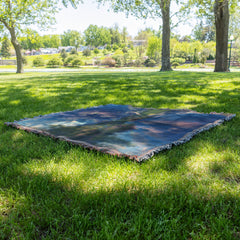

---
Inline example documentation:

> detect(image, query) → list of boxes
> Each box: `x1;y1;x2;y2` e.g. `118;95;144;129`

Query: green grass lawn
0;71;239;239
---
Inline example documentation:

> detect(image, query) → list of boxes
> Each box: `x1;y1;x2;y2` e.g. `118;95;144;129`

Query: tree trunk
160;0;172;71
214;0;229;72
9;27;24;73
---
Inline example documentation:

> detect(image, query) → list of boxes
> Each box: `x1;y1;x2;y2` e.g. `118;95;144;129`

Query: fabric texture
5;104;235;162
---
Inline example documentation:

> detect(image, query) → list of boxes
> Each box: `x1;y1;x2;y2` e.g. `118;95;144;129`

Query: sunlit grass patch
0;71;239;239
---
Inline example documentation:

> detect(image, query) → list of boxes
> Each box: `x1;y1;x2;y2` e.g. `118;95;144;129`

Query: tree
121;27;129;44
40;34;61;48
159;0;172;71
146;36;162;63
1;36;11;59
0;0;82;73
0;0;61;73
61;30;83;49
20;29;42;51
188;0;239;72
214;0;229;71
84;25;111;47
180;35;193;42
60;49;68;60
134;28;154;44
229;5;240;40
193;21;215;42
96;0;176;71
109;24;121;45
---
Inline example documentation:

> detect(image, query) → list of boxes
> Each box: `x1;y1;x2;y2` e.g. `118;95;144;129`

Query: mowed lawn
0;71;239;239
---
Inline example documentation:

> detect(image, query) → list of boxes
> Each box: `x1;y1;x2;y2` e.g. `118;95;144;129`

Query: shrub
123;53;130;67
208;54;215;60
114;49;124;55
94;58;101;66
70;48;78;55
120;43;126;48
147;36;161;62
82;49;91;57
22;56;28;65
112;55;123;67
232;48;240;62
193;54;199;63
129;43;134;50
133;58;143;67
102;57;116;67
171;62;180;68
126;60;134;67
112;44;119;51
106;45;112;51
103;49;108;55
47;57;62;68
60;49;68;60
33;56;45;67
200;56;207;64
173;50;187;59
64;56;83;67
71;57;83;67
170;58;185;65
193;49;199;63
64;56;75;66
122;47;128;53
144;58;156;67
94;48;99;54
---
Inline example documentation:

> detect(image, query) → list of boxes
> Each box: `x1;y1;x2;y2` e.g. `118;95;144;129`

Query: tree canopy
84;25;111;47
0;0;61;73
0;0;59;30
0;36;11;59
229;5;240;40
0;0;82;73
96;0;183;71
61;30;83;49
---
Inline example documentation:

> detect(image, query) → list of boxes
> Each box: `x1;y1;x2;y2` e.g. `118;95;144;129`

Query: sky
40;1;195;37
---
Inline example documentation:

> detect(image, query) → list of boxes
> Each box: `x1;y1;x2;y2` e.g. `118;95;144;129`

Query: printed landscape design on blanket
5;104;235;162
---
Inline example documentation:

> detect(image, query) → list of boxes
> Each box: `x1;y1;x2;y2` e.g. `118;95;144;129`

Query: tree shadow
1;71;239;168
1;148;240;239
0;71;240;239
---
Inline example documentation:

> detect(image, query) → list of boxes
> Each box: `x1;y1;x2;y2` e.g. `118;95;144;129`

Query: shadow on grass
1;143;240;239
1;72;238;117
1;71;239;164
1;71;239;168
0;71;240;239
0;130;240;239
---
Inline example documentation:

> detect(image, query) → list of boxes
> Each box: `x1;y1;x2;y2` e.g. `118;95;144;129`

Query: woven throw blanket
5;104;235;162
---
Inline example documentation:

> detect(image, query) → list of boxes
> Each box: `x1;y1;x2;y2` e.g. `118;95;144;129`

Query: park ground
0;71;240;239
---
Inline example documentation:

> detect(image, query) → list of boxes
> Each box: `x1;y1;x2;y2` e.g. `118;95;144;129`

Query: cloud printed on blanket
6;104;235;161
